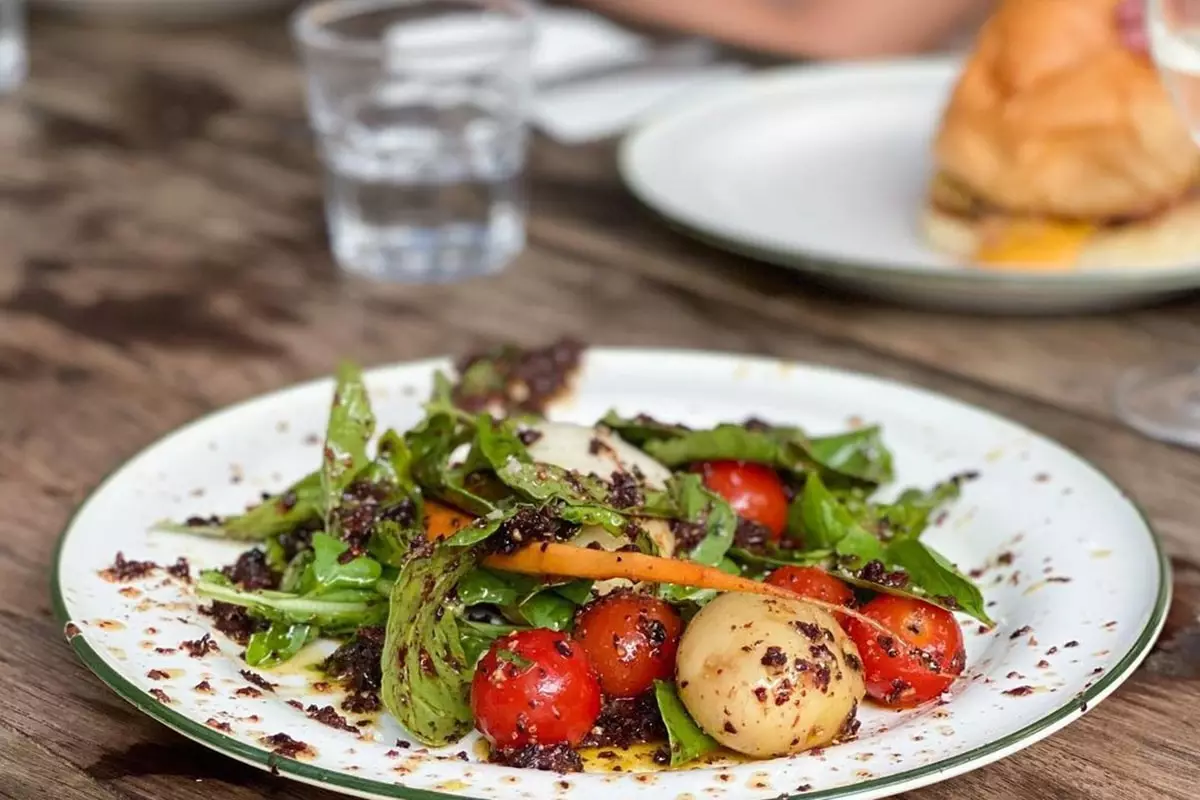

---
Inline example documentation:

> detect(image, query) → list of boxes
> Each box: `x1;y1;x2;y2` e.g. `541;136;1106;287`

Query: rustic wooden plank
4;16;1200;800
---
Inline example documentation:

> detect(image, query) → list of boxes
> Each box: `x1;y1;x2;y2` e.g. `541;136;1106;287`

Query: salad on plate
152;341;991;773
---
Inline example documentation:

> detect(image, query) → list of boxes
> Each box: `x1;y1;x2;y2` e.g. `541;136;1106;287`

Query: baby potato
525;421;675;557
676;592;865;758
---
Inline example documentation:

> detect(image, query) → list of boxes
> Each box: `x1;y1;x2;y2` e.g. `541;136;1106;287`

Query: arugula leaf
642;474;736;566
870;479;963;541
509;591;576;631
245;622;315;668
458;619;523;667
407;410;497;516
798;474;886;565
457;568;538;607
885;539;992;624
154;471;322;541
726;546;833;570
613;416;893;487
380;543;477;746
321;362;376;529
600;411;691;446
644;425;796;470
551;579;594;605
457;568;589;629
808;426;894;486
196;572;386;633
654;680;718;766
310;532;383;593
279;549;314;593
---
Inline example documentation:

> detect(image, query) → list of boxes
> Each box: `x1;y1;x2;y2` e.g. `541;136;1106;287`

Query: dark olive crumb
146;669;169;680
223;548;279;591
761;646;788;667
181;634;220;658
1064;640;1080;648
200;601;267;645
261;733;310;758
1037;660;1051;669
240;669;278;693
149;688;171;704
1003;686;1034;697
194;681;213;693
724;721;738;734
306;704;358;733
1009;626;1033;641
165;558;191;581
206;718;232;732
235;687;262;698
323;627;385;713
452;338;585;415
489;743;582;773
101;552;157;582
857;560;909;588
580;693;665;748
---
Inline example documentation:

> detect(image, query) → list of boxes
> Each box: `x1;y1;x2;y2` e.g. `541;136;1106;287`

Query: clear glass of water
292;0;534;282
1115;0;1200;446
1;0;27;93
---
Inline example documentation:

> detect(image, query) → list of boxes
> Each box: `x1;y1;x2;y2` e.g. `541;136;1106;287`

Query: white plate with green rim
619;59;1200;314
54;348;1168;800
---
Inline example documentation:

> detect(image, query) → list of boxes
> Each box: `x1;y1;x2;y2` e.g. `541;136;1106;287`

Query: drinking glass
1115;0;1200;446
292;0;534;282
0;0;26;93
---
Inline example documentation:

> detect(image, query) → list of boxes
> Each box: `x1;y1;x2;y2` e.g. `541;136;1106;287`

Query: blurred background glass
0;0;26;92
292;0;534;284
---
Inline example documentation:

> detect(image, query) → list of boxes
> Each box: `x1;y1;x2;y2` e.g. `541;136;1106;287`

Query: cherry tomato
766;566;855;623
692;460;789;539
471;629;601;747
844;594;966;707
574;592;683;698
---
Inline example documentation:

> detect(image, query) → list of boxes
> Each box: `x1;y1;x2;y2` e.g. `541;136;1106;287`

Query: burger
922;0;1200;269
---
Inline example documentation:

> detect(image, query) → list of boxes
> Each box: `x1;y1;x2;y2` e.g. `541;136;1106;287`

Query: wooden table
2;13;1199;800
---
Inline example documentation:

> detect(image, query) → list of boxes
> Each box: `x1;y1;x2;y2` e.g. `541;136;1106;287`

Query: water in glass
323;84;526;281
0;0;27;93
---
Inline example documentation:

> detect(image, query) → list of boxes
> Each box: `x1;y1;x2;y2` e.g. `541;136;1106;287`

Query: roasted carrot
483;542;799;602
422;500;475;541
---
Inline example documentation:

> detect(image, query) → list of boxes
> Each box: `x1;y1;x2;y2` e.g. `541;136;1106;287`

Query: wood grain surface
2;13;1199;800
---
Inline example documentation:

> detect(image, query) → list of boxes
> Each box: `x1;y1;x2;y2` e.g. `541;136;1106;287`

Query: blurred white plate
33;0;295;22
620;58;1200;314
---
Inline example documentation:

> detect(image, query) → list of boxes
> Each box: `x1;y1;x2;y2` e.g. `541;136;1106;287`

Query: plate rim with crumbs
52;349;1171;800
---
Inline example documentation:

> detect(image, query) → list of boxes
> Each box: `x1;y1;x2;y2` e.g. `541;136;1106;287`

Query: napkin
530;9;748;143
384;7;748;144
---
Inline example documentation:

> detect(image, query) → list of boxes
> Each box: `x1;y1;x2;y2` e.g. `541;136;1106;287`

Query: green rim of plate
618;59;1200;296
50;351;1172;800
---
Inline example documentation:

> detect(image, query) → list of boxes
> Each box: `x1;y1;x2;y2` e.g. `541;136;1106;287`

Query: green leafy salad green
157;344;988;771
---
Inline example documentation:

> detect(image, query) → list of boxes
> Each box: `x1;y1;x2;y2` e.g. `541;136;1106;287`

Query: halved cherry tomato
574;591;683;698
471;629;601;747
692;460;788;539
766;566;855;623
843;594;965;707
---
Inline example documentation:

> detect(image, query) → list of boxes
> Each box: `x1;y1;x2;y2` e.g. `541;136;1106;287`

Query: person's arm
572;0;994;59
